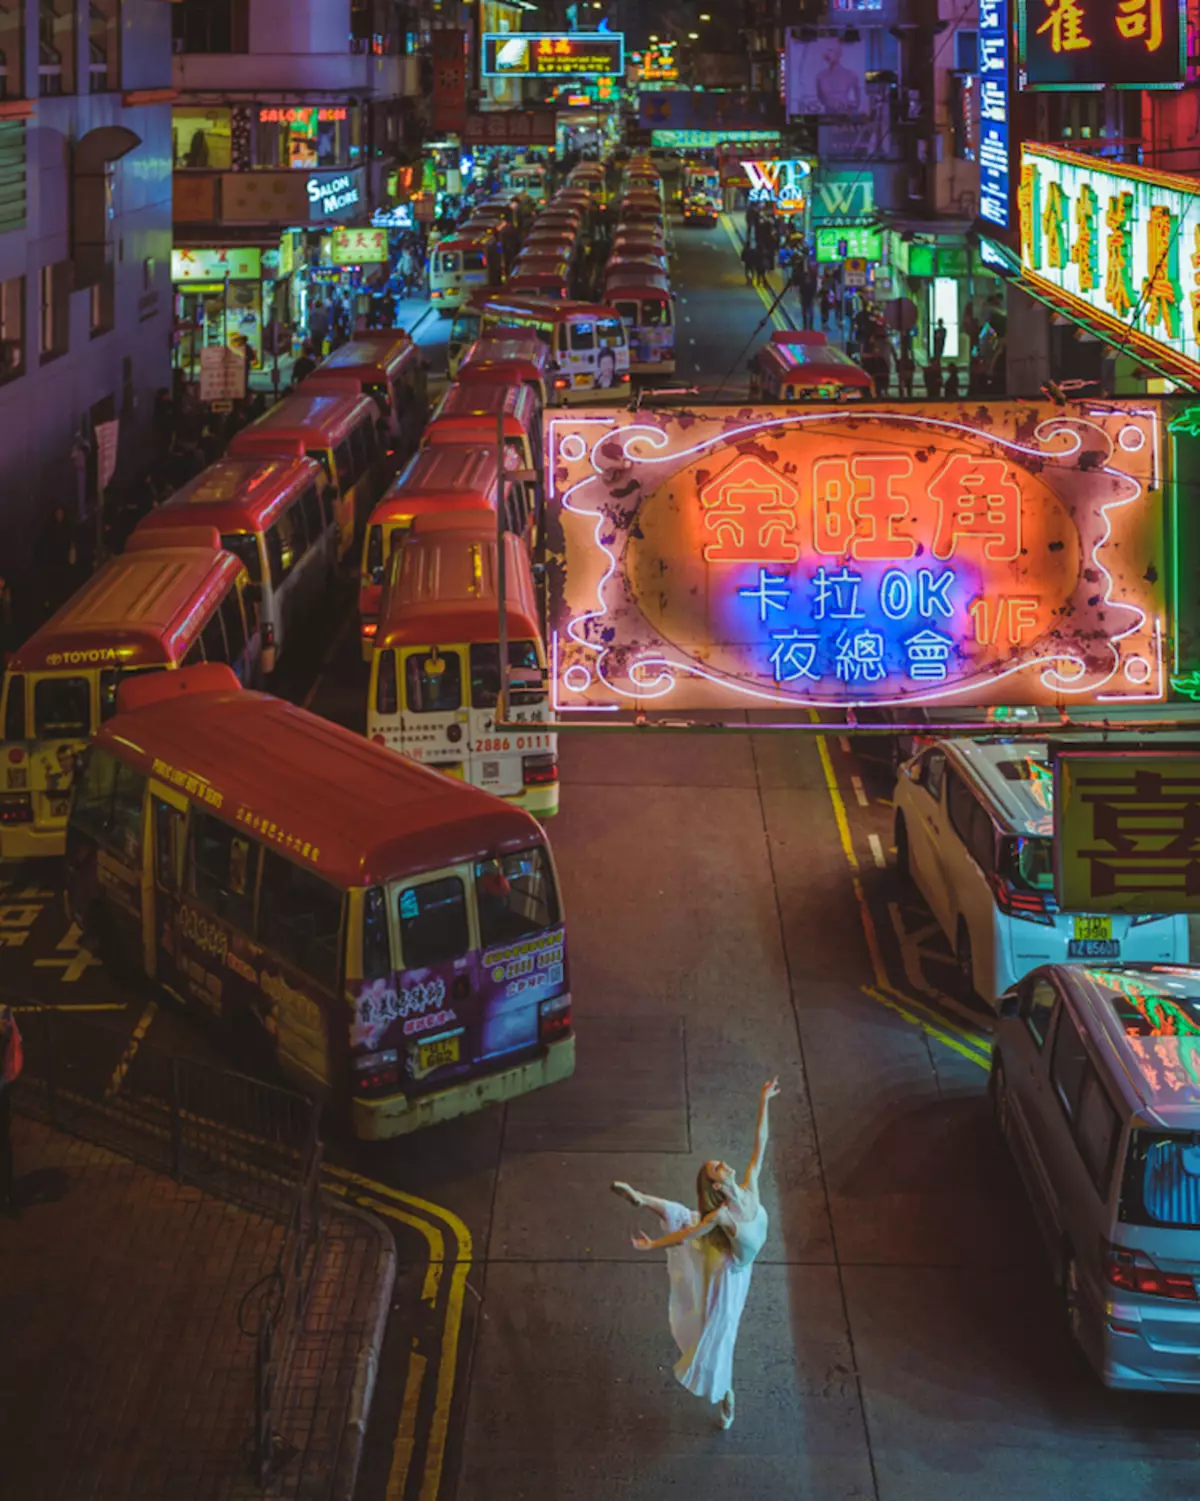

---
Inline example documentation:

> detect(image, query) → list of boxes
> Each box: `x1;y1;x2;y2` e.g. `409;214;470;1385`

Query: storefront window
173;108;232;170
0;0;24;99
253;106;357;170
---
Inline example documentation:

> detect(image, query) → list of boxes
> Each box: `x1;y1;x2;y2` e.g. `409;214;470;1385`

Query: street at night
6;193;1200;1501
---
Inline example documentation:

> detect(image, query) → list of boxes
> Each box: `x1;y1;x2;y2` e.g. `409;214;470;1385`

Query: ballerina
613;1077;780;1430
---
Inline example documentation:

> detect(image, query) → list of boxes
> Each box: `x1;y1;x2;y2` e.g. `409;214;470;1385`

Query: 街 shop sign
546;403;1165;714
306;173;360;217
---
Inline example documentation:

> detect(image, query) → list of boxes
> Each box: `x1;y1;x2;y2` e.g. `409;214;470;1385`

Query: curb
328;1196;398;1501
405;303;438;340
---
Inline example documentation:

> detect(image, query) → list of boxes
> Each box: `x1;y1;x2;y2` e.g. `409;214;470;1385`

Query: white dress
660;1197;768;1403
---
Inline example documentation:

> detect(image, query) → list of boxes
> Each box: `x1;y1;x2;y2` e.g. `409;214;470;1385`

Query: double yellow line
719;213;793;334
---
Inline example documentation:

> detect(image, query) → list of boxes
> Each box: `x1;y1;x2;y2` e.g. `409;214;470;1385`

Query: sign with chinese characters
171;247;262;282
816;226;882;262
1055;754;1200;911
1020;144;1200;386
432;29;468;134
1019;0;1185;86
482;32;624;77
980;0;1011;226
330;227;387;265
199;345;247;403
546;404;1165;713
463;110;557;146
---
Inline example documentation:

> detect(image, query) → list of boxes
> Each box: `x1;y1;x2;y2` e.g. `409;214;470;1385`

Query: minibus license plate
416;1035;460;1077
573;373;590;387
1074;917;1112;942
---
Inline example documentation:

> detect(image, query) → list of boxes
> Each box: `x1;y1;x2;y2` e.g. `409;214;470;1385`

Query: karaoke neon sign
547;404;1165;712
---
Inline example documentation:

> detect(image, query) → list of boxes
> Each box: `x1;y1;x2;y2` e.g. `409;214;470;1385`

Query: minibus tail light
353;1048;399;1093
523;754;558;786
1104;1241;1198;1300
0;793;33;823
539;993;571;1044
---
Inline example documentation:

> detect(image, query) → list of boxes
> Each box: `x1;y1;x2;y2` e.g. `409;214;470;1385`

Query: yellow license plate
416;1034;460;1077
1074;916;1112;941
573;373;590;386
434;762;464;780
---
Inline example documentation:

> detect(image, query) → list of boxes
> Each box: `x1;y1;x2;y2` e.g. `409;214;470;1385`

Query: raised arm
742;1078;780;1194
630;1207;726;1253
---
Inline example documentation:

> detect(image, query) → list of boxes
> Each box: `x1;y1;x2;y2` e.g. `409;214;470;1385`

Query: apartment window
0;0;24;99
172;0;248;55
172;107;232;169
0;274;23;381
39;261;69;362
39;0;76;95
88;0;120;92
90;261;114;336
954;30;978;73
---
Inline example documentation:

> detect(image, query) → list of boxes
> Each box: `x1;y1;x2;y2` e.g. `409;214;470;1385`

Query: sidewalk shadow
15;1165;70;1209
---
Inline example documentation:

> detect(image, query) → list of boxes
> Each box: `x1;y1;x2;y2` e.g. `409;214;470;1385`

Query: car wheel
989;1057;1010;1140
955;921;975;1001
1063;1248;1086;1352
894;815;911;883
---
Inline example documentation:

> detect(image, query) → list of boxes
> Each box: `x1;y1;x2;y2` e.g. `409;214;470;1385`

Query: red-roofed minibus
298;333;429;467
1;535;258;860
748;330;874;402
505;256;571;301
359;444;535;659
455;332;551;405
64;665;574;1137
480;296;630;403
424;381;544;480
367;514;557;814
429;233;503;312
226;391;387;558
604;269;676;375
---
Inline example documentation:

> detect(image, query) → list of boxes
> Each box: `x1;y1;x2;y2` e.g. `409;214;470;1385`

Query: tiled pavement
0;1118;395;1501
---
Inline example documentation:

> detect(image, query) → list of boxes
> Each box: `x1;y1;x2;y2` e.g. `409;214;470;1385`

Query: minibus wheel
894;815;910;882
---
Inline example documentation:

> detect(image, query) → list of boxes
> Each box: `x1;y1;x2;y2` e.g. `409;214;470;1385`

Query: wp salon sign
546;403;1165;714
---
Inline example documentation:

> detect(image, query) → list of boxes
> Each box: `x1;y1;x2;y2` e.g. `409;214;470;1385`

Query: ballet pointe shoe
610;1181;640;1207
720;1390;735;1430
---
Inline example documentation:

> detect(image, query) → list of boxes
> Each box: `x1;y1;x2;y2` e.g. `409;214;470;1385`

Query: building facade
0;0;173;567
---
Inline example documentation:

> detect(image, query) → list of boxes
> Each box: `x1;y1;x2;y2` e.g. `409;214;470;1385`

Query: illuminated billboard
1020;144;1200;387
979;0;1010;226
482;32;624;77
546;404;1165;714
1019;0;1185;88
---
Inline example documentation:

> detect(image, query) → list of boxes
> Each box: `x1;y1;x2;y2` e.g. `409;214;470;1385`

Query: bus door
464;641;552;801
400;645;470;775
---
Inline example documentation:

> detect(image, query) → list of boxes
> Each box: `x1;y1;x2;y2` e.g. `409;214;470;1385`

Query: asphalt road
7;206;1200;1501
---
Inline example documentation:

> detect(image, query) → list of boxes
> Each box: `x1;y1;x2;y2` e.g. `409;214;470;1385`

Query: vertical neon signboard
547;404;1164;714
979;0;1011;228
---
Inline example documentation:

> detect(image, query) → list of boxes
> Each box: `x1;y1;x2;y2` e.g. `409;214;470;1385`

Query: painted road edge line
861;986;990;1069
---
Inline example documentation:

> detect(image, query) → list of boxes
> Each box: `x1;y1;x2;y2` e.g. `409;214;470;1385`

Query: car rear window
1121;1131;1200;1227
998;835;1053;891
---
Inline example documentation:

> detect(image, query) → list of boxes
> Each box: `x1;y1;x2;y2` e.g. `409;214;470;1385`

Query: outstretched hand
630;1231;655;1251
762;1077;781;1102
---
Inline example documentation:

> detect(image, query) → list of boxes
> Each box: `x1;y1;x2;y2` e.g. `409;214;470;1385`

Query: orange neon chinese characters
1036;0;1092;52
812;455;917;560
1043;180;1068;270
1191;224;1200;343
1106;193;1136;318
1143;204;1182;339
928;454;1022;562
699;454;801;563
1116;0;1163;49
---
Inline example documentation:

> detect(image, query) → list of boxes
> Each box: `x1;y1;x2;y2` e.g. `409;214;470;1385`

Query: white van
893;740;1189;1005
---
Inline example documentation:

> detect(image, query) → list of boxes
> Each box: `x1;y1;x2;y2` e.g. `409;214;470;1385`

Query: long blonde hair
696;1164;731;1251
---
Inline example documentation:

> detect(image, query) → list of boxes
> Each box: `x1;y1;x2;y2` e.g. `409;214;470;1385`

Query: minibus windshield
220;532;262;582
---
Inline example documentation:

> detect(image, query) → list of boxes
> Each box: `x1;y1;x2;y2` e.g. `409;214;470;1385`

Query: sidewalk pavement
1;1117;395;1501
244;299;438;397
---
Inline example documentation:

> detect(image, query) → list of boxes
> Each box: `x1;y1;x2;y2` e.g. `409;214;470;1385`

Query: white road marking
850;775;869;808
868;834;887;869
838;736;850;754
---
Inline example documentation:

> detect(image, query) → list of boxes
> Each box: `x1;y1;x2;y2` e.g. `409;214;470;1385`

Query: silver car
991;962;1200;1391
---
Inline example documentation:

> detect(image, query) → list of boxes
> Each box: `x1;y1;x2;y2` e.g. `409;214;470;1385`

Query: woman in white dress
613;1078;780;1429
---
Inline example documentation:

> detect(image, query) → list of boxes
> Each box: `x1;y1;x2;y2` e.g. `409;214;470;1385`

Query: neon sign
482;32;624;78
547;403;1164;713
979;0;1010;227
258;106;347;124
1021;145;1200;387
1018;0;1184;87
306;172;360;218
741;159;811;213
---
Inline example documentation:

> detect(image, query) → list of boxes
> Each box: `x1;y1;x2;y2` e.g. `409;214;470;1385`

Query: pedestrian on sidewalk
291;342;317;385
0;1005;23;1216
614;1078;781;1431
741;238;754;286
932;317;947;362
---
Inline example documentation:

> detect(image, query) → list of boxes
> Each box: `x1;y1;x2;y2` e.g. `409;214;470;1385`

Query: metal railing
16;1005;324;1483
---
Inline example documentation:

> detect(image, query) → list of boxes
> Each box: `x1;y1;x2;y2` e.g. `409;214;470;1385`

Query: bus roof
432;234;491;253
605;273;671;299
758;340;872;385
430;381;538;429
8;545;244;673
457;338;550;384
383;443;500;505
305;336;416;380
96;675;545;887
227;392;376;456
484;296;624;323
137;456;324;536
378;525;540;650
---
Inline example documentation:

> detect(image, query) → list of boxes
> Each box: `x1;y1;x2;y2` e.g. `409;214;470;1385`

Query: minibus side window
367;524;384;584
220;532;262;584
405;652;462;713
110;761;145;862
335;439;354;493
362;885;391;982
350;419;372;478
266;525;286;589
259;849;344;994
375;650;398;715
34;676;90;740
201;607;229;666
183;639;204;668
1050;1008;1089;1119
3;674;26;740
299;484;323;542
188;809;258;932
1075;1067;1121;1198
219;588;248;664
305;448;334;484
396;876;469;968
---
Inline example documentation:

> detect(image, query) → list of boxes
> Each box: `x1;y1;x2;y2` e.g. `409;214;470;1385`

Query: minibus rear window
220;532;262;584
475;847;560;947
437;252;461;273
405;651;462;714
34;676;90;739
999;835;1054;892
596;318;625;348
463;252;486;272
469;641;541;709
1121;1131;1200;1227
643;298;670;327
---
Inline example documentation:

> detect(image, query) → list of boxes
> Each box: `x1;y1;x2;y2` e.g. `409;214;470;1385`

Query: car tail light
353;1048;399;1093
539;993;571;1043
988;873;1054;925
554;376;570;389
0;793;33;824
1104;1241;1198;1300
523;753;558;786
620;371;631;382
